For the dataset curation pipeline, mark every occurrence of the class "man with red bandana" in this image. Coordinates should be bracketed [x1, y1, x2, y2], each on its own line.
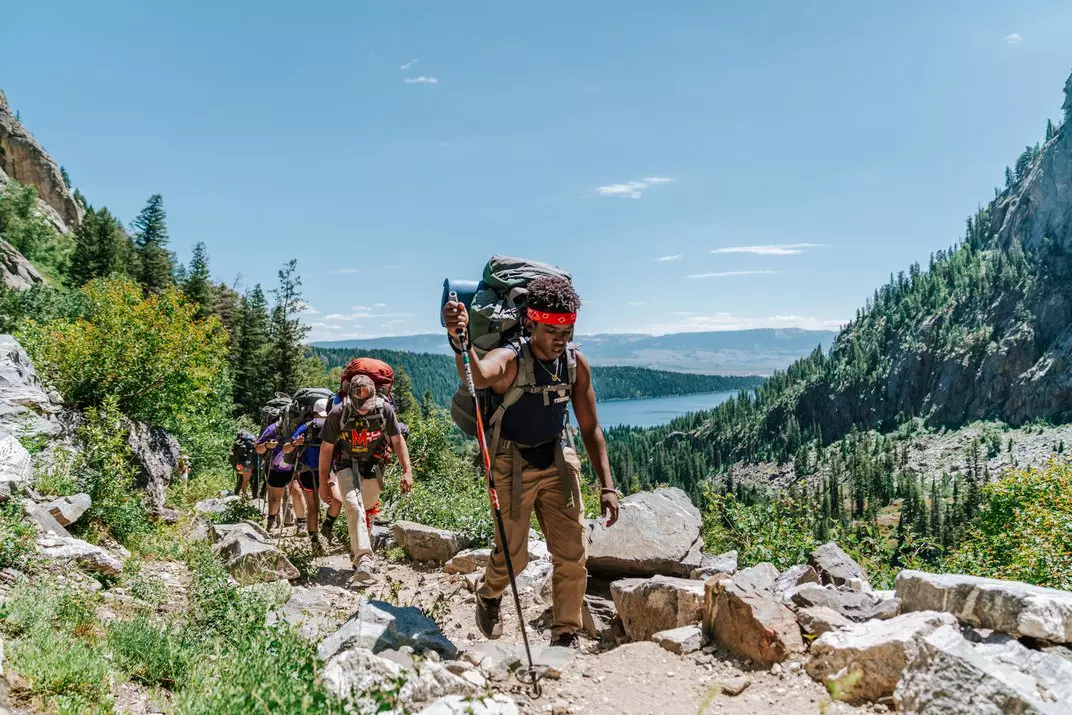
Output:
[442, 274, 620, 648]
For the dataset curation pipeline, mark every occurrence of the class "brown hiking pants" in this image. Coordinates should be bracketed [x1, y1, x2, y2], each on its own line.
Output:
[476, 446, 587, 637]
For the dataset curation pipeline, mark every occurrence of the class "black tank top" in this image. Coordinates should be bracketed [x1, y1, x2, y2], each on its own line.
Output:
[496, 338, 569, 469]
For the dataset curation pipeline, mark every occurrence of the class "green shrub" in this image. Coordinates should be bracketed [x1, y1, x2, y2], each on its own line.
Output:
[0, 180, 74, 282]
[213, 496, 262, 525]
[108, 615, 195, 687]
[19, 276, 229, 428]
[943, 459, 1072, 589]
[73, 398, 151, 543]
[0, 499, 37, 571]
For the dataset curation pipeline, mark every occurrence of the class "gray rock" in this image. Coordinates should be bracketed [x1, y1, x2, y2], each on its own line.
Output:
[464, 642, 576, 680]
[372, 524, 394, 551]
[690, 550, 738, 579]
[587, 487, 702, 578]
[652, 625, 704, 654]
[0, 335, 62, 442]
[896, 569, 1072, 644]
[806, 610, 956, 703]
[789, 583, 882, 622]
[321, 646, 477, 711]
[36, 533, 125, 576]
[773, 564, 820, 597]
[870, 597, 903, 620]
[125, 421, 181, 519]
[894, 624, 1072, 714]
[22, 498, 71, 537]
[796, 606, 854, 637]
[582, 594, 619, 641]
[267, 584, 358, 641]
[444, 548, 492, 575]
[0, 435, 31, 490]
[611, 575, 705, 642]
[0, 240, 44, 292]
[194, 495, 241, 517]
[43, 493, 90, 527]
[212, 531, 298, 584]
[392, 521, 467, 563]
[716, 675, 752, 696]
[705, 570, 804, 664]
[209, 521, 271, 545]
[808, 541, 870, 591]
[734, 562, 779, 593]
[417, 694, 519, 715]
[319, 599, 459, 661]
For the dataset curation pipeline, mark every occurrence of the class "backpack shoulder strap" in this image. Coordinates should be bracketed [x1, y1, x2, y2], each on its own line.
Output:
[489, 341, 531, 427]
[565, 344, 578, 386]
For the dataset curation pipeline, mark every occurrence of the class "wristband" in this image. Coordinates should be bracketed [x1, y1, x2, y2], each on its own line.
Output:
[601, 488, 621, 496]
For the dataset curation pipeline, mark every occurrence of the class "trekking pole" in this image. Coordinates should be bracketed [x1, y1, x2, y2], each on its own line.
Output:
[450, 291, 544, 698]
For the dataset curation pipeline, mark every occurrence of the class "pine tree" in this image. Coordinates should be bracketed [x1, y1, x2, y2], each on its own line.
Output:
[69, 207, 134, 285]
[1046, 118, 1057, 141]
[132, 194, 173, 293]
[268, 259, 309, 395]
[232, 285, 272, 417]
[212, 281, 242, 343]
[182, 242, 213, 320]
[393, 367, 417, 416]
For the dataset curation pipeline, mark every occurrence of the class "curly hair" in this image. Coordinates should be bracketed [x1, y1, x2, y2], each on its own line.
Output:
[526, 275, 581, 313]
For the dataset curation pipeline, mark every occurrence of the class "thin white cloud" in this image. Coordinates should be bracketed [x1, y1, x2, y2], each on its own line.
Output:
[400, 59, 418, 70]
[656, 254, 682, 262]
[1003, 33, 1022, 44]
[323, 313, 349, 321]
[596, 176, 674, 199]
[352, 305, 370, 312]
[627, 301, 646, 307]
[331, 268, 360, 274]
[685, 270, 781, 279]
[375, 302, 388, 308]
[710, 243, 820, 256]
[642, 312, 846, 334]
[404, 76, 438, 85]
[296, 302, 319, 314]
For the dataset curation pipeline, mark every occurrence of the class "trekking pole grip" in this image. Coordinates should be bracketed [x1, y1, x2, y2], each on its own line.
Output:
[448, 291, 468, 352]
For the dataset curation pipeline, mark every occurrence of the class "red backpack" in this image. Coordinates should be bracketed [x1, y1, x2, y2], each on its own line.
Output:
[340, 357, 394, 398]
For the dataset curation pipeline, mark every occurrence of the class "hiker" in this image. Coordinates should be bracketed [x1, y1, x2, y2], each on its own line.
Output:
[318, 374, 414, 587]
[255, 419, 307, 531]
[282, 397, 342, 550]
[230, 430, 257, 498]
[442, 274, 620, 648]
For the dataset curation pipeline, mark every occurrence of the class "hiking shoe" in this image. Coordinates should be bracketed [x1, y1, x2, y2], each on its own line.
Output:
[308, 532, 324, 555]
[319, 519, 336, 545]
[294, 517, 306, 533]
[266, 514, 279, 531]
[348, 557, 377, 589]
[549, 632, 580, 649]
[476, 595, 503, 639]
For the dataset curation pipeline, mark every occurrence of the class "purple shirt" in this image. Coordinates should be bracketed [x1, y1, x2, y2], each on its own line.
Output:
[256, 422, 292, 472]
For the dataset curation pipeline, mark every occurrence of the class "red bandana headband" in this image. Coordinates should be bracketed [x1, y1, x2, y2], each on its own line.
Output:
[527, 307, 577, 326]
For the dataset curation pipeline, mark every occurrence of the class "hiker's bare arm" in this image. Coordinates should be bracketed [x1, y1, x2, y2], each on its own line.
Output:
[572, 351, 619, 525]
[391, 434, 413, 493]
[443, 300, 515, 389]
[319, 441, 334, 484]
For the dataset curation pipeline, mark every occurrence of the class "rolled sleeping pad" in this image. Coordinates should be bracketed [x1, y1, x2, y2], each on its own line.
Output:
[440, 278, 480, 326]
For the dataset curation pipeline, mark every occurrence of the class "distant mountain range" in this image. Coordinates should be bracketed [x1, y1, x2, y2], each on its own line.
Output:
[309, 328, 836, 374]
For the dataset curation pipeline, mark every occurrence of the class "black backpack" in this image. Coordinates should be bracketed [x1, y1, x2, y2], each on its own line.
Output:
[229, 431, 256, 468]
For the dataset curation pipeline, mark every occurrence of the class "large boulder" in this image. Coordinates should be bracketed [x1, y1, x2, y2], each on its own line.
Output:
[43, 493, 90, 527]
[22, 499, 71, 537]
[321, 646, 477, 712]
[894, 624, 1072, 714]
[789, 583, 885, 622]
[36, 533, 125, 576]
[319, 599, 459, 661]
[0, 240, 44, 292]
[587, 487, 702, 578]
[209, 521, 271, 545]
[0, 435, 31, 489]
[125, 420, 180, 519]
[805, 611, 956, 704]
[0, 335, 63, 441]
[392, 521, 467, 563]
[705, 570, 804, 664]
[610, 575, 705, 642]
[212, 531, 298, 584]
[809, 541, 870, 591]
[896, 570, 1072, 644]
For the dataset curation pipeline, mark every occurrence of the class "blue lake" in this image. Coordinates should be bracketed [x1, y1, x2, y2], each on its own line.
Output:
[572, 391, 738, 429]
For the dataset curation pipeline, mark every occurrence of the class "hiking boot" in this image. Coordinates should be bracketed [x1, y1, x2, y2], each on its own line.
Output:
[476, 595, 503, 639]
[294, 517, 306, 532]
[319, 519, 336, 545]
[549, 632, 580, 649]
[266, 514, 279, 531]
[348, 557, 377, 589]
[309, 531, 324, 555]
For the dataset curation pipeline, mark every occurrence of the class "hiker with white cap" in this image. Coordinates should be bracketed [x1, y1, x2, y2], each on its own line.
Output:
[283, 397, 340, 552]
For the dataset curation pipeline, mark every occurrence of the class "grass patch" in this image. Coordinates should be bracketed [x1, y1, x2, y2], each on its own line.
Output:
[0, 499, 37, 571]
[108, 615, 195, 688]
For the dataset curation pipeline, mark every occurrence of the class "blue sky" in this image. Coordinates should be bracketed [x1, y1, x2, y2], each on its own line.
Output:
[4, 1, 1071, 339]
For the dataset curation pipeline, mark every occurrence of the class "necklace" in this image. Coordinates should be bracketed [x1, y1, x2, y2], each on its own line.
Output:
[536, 355, 560, 382]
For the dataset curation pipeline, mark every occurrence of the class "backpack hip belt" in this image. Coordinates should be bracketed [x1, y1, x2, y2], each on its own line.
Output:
[486, 340, 579, 521]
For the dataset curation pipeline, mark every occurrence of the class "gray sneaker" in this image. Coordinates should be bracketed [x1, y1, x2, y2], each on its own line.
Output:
[476, 595, 503, 639]
[348, 557, 377, 589]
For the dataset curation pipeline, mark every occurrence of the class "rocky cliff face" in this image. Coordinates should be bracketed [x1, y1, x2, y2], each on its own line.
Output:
[0, 89, 83, 233]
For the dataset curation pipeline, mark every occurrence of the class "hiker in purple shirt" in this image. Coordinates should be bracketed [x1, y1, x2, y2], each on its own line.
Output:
[256, 421, 307, 531]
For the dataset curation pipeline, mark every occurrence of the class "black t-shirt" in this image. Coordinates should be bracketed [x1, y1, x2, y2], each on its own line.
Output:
[319, 399, 401, 464]
[496, 338, 570, 469]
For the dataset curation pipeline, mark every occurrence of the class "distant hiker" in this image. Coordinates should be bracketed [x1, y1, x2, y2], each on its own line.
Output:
[282, 398, 341, 551]
[255, 419, 307, 531]
[230, 430, 257, 498]
[318, 374, 414, 587]
[443, 273, 620, 648]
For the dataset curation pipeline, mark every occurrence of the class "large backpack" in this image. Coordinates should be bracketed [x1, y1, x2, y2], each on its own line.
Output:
[281, 387, 334, 439]
[261, 393, 293, 428]
[449, 256, 577, 438]
[229, 431, 256, 468]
